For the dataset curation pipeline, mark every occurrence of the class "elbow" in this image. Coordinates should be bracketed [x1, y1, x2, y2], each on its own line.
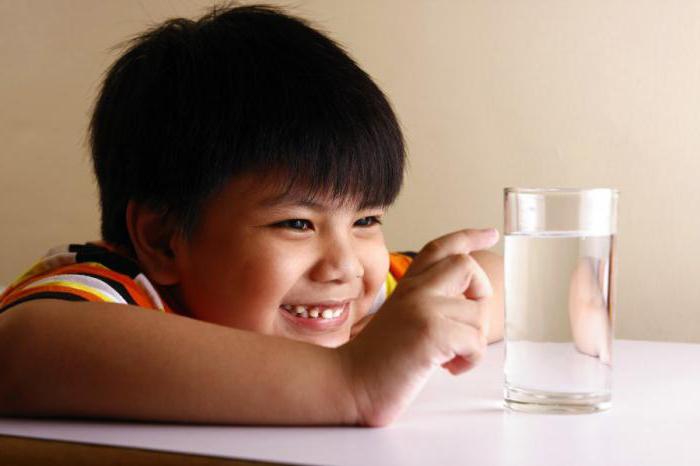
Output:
[0, 307, 33, 415]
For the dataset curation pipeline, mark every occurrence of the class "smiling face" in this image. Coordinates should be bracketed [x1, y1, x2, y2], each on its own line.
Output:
[165, 173, 390, 347]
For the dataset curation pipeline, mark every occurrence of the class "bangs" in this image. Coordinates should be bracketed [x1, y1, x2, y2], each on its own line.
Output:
[248, 97, 406, 211]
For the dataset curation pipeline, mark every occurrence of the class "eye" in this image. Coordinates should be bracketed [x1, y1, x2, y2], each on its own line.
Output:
[355, 216, 383, 227]
[275, 219, 314, 231]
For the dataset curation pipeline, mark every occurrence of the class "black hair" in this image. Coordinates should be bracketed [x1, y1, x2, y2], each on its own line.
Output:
[90, 3, 405, 252]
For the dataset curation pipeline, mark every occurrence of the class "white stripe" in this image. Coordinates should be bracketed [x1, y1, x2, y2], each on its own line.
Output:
[368, 281, 387, 315]
[23, 274, 127, 304]
[135, 274, 165, 311]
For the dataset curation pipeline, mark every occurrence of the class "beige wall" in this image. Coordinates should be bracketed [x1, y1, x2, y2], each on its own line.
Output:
[1, 1, 698, 342]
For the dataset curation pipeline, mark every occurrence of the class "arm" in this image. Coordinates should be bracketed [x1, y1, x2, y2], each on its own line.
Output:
[470, 250, 504, 343]
[0, 299, 356, 425]
[0, 229, 499, 427]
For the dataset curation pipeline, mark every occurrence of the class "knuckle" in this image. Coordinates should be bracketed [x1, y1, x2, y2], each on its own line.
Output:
[406, 292, 429, 310]
[463, 228, 483, 237]
[470, 328, 487, 352]
[471, 319, 484, 337]
[414, 307, 441, 339]
[480, 287, 495, 300]
[466, 304, 486, 331]
[413, 314, 434, 340]
[449, 255, 475, 293]
[421, 239, 444, 256]
[449, 253, 473, 268]
[394, 276, 420, 296]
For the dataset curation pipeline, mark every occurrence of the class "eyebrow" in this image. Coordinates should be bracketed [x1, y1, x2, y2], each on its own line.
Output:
[258, 193, 383, 211]
[258, 193, 328, 210]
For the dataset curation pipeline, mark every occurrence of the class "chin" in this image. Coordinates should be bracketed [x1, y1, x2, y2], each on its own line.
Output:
[298, 330, 349, 348]
[316, 335, 350, 348]
[287, 330, 349, 348]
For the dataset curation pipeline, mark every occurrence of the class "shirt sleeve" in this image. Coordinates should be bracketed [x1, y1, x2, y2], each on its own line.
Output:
[366, 251, 416, 314]
[0, 264, 157, 314]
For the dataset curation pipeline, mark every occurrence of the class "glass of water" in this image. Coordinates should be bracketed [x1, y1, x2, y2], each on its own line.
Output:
[503, 187, 619, 413]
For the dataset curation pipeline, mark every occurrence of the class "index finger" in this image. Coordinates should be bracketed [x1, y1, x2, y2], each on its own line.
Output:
[404, 228, 499, 280]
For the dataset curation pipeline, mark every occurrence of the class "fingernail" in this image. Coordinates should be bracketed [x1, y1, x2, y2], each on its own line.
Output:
[480, 228, 497, 236]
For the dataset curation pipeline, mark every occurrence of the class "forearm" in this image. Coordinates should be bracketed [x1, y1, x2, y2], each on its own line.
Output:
[0, 300, 357, 425]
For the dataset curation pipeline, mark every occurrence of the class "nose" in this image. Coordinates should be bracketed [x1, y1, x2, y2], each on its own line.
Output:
[308, 235, 364, 284]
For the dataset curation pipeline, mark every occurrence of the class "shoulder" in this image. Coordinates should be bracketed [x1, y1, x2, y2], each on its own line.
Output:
[0, 242, 170, 315]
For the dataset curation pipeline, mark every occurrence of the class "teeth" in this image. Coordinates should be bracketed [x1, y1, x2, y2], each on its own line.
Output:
[283, 304, 345, 320]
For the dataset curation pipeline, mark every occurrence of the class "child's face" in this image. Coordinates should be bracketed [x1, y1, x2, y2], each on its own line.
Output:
[168, 173, 390, 347]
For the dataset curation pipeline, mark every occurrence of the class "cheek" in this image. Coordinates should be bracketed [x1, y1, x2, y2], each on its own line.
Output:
[237, 248, 305, 307]
[181, 241, 306, 329]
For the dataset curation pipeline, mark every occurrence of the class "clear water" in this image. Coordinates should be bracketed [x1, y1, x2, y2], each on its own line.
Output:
[504, 232, 615, 413]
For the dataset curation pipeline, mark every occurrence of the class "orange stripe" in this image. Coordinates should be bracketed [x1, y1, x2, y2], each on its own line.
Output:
[1, 269, 60, 301]
[389, 253, 413, 281]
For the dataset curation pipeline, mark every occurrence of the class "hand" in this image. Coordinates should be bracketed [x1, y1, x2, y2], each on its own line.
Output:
[337, 228, 499, 426]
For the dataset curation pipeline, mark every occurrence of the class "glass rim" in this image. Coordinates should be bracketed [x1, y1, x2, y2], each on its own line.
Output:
[504, 187, 619, 195]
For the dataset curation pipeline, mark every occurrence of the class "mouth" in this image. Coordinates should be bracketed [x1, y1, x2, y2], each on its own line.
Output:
[278, 301, 351, 332]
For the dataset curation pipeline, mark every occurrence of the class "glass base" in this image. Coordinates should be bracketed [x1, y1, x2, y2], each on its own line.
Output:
[504, 385, 611, 414]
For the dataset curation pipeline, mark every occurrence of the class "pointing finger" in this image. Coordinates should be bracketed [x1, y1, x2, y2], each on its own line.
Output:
[404, 229, 499, 280]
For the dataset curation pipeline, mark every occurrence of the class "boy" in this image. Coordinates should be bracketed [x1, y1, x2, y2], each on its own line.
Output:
[0, 4, 503, 427]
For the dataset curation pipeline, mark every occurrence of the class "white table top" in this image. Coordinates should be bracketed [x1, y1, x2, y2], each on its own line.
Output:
[1, 339, 699, 466]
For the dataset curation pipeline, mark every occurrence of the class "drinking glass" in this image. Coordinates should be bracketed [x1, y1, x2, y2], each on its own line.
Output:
[503, 187, 619, 413]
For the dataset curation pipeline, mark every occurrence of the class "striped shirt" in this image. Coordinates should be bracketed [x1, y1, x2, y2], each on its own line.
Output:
[0, 242, 414, 316]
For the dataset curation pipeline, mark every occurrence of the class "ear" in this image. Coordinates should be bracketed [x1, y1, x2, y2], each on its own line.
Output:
[126, 200, 181, 285]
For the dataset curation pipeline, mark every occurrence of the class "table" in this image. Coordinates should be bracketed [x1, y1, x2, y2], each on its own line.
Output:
[2, 340, 699, 465]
